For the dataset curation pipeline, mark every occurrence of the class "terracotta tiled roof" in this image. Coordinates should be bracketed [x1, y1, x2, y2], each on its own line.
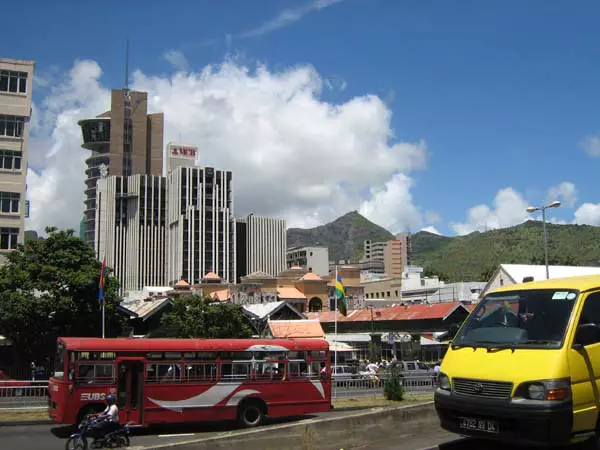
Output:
[175, 279, 189, 287]
[211, 289, 230, 302]
[306, 302, 468, 323]
[277, 287, 307, 300]
[243, 271, 276, 280]
[203, 272, 221, 280]
[269, 320, 325, 339]
[300, 272, 322, 281]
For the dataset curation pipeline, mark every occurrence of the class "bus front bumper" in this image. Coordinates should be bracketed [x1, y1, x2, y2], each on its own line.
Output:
[434, 390, 574, 447]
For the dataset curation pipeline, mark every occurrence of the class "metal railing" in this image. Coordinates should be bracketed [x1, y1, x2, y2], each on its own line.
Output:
[332, 374, 437, 399]
[0, 381, 49, 408]
[0, 375, 437, 409]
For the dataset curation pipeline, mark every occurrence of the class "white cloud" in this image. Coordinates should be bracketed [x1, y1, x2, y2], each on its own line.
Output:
[240, 0, 347, 38]
[26, 58, 428, 236]
[425, 210, 441, 225]
[162, 50, 189, 71]
[574, 203, 600, 226]
[358, 173, 423, 234]
[581, 135, 600, 157]
[420, 225, 441, 235]
[547, 181, 577, 208]
[450, 187, 530, 235]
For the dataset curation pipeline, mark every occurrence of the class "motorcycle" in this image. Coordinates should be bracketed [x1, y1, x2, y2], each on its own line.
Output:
[65, 415, 131, 449]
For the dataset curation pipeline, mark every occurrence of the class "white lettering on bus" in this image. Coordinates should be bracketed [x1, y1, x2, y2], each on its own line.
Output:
[80, 392, 106, 401]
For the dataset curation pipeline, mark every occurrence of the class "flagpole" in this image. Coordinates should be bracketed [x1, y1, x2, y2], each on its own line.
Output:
[334, 265, 338, 399]
[102, 300, 105, 339]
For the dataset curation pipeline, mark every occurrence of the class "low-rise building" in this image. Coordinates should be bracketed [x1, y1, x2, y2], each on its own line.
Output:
[480, 264, 600, 298]
[286, 245, 329, 277]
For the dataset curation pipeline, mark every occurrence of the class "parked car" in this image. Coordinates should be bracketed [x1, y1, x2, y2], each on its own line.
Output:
[331, 365, 360, 380]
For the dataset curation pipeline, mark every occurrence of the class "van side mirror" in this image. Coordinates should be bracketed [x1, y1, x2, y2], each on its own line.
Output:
[573, 323, 600, 349]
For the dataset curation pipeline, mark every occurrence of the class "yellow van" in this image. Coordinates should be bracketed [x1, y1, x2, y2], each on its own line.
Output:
[435, 275, 600, 447]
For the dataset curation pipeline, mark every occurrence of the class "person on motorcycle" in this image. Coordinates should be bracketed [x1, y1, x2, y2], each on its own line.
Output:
[90, 394, 120, 436]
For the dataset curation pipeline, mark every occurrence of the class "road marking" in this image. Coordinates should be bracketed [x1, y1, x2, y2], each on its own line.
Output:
[158, 433, 195, 438]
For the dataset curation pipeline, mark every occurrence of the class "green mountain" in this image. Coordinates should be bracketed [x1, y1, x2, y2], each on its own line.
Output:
[286, 211, 394, 262]
[411, 221, 600, 282]
[287, 213, 600, 282]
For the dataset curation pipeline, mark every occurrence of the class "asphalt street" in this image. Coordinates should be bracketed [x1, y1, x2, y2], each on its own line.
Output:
[0, 414, 596, 450]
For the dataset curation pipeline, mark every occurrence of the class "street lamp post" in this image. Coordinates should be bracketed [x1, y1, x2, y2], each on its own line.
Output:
[526, 200, 561, 280]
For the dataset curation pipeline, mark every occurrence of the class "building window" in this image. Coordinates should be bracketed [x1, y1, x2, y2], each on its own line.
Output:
[0, 115, 25, 138]
[0, 192, 19, 214]
[0, 150, 21, 171]
[0, 228, 18, 250]
[0, 70, 27, 94]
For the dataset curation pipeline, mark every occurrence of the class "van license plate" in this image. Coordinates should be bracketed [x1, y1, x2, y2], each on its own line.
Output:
[459, 417, 499, 433]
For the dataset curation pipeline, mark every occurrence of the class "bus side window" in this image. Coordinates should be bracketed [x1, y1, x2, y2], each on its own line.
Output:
[254, 361, 285, 380]
[147, 364, 181, 384]
[76, 363, 114, 384]
[288, 361, 308, 379]
[221, 362, 251, 381]
[309, 362, 322, 379]
[185, 363, 217, 382]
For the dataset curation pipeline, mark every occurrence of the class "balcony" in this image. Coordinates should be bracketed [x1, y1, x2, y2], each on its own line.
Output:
[78, 118, 111, 150]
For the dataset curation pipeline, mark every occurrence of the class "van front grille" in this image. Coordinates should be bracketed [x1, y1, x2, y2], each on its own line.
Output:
[452, 378, 513, 399]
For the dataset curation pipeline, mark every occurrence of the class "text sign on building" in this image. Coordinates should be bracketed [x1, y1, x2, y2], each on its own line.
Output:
[168, 144, 198, 160]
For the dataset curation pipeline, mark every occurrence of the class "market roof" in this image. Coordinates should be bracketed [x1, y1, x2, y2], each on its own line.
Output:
[307, 302, 469, 323]
[300, 272, 323, 281]
[243, 301, 305, 320]
[277, 287, 307, 300]
[268, 320, 325, 339]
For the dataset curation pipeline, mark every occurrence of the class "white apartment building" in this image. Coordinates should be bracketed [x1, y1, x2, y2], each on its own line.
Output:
[95, 174, 167, 292]
[286, 245, 329, 277]
[0, 59, 34, 262]
[236, 214, 286, 280]
[167, 166, 235, 285]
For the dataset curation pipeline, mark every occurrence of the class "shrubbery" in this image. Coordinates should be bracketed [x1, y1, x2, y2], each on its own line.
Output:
[383, 368, 405, 401]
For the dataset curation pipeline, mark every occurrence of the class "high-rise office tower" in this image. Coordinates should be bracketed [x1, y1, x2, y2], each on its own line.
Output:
[236, 215, 286, 282]
[95, 174, 167, 292]
[0, 58, 34, 263]
[167, 166, 235, 285]
[78, 89, 163, 248]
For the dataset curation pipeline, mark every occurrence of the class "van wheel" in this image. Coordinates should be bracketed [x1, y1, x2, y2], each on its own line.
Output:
[238, 400, 265, 428]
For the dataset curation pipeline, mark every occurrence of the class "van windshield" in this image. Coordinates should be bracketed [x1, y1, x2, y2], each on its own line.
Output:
[453, 289, 579, 349]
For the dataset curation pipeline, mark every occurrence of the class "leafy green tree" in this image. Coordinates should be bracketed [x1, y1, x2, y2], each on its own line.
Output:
[154, 294, 253, 338]
[423, 268, 449, 282]
[0, 227, 123, 369]
[479, 265, 497, 282]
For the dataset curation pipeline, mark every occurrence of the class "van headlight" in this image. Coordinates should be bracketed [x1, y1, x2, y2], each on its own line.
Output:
[527, 383, 545, 400]
[438, 373, 451, 391]
[516, 378, 570, 401]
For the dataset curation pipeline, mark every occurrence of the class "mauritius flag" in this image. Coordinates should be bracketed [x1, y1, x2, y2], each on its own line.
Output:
[99, 256, 106, 304]
[335, 273, 348, 316]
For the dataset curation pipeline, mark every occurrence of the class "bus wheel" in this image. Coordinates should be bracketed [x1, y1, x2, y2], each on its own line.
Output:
[238, 400, 265, 428]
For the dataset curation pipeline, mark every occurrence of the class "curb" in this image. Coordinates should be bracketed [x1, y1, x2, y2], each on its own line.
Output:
[134, 401, 436, 450]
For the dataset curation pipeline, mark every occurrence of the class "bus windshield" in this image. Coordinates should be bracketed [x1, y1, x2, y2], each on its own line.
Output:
[54, 342, 65, 380]
[453, 288, 579, 349]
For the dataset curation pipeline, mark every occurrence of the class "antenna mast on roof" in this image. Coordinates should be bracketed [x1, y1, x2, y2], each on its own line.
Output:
[124, 38, 130, 94]
[123, 38, 132, 176]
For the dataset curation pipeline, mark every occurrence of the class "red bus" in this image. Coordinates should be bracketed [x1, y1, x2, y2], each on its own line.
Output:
[48, 337, 331, 428]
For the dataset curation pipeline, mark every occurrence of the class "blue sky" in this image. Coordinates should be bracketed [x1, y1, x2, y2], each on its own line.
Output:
[8, 0, 600, 235]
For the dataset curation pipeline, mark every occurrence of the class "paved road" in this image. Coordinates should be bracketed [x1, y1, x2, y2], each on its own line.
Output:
[0, 417, 596, 450]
